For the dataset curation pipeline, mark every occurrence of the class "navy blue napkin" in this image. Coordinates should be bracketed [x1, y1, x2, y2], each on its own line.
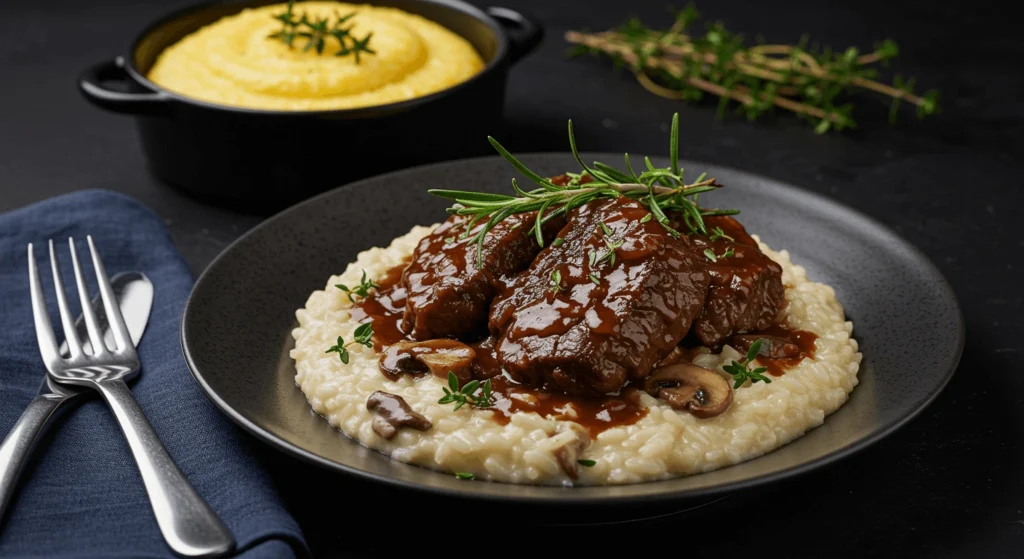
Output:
[0, 191, 307, 558]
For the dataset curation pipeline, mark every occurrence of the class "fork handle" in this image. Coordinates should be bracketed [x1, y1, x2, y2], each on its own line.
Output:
[95, 379, 234, 557]
[0, 393, 67, 523]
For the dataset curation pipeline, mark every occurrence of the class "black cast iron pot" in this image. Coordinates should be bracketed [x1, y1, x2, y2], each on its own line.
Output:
[79, 0, 542, 211]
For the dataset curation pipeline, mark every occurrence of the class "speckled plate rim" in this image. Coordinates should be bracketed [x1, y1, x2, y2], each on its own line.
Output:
[182, 154, 964, 505]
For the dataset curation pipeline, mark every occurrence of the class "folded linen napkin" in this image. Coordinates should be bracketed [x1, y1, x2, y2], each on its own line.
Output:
[0, 190, 307, 558]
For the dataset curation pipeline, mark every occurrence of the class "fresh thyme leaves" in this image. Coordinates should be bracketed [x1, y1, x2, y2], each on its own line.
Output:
[552, 237, 566, 247]
[565, 4, 939, 133]
[269, 0, 375, 61]
[589, 273, 601, 285]
[599, 222, 614, 236]
[723, 338, 773, 389]
[578, 459, 597, 467]
[640, 213, 653, 223]
[703, 247, 735, 262]
[444, 236, 456, 244]
[335, 270, 379, 302]
[454, 472, 475, 480]
[550, 269, 563, 293]
[324, 322, 374, 364]
[428, 113, 735, 266]
[438, 371, 495, 411]
[709, 226, 734, 242]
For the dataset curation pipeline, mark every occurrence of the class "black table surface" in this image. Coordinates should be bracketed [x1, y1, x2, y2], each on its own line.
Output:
[2, 0, 1022, 556]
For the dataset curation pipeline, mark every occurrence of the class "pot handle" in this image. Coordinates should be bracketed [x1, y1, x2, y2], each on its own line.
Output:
[487, 7, 543, 65]
[79, 57, 171, 116]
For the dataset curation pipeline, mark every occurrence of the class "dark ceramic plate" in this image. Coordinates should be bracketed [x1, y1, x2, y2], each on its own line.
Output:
[182, 154, 963, 505]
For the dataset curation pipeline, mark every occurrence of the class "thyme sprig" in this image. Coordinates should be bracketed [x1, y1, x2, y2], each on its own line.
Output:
[565, 4, 939, 133]
[269, 0, 375, 61]
[325, 323, 374, 364]
[438, 372, 495, 411]
[723, 338, 772, 388]
[335, 270, 379, 302]
[429, 113, 736, 266]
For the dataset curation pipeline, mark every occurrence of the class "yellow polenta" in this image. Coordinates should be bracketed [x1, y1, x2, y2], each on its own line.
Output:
[148, 2, 485, 111]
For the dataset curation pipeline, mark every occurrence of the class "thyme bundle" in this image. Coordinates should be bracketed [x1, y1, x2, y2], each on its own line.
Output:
[566, 5, 939, 133]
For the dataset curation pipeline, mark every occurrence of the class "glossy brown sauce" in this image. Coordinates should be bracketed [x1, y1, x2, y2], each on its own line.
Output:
[348, 260, 409, 351]
[468, 337, 648, 436]
[353, 260, 648, 435]
[748, 324, 818, 376]
[352, 259, 810, 435]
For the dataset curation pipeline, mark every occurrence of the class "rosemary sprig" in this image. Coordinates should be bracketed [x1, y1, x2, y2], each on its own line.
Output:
[429, 113, 736, 266]
[335, 270, 379, 302]
[723, 338, 772, 388]
[438, 372, 495, 411]
[269, 0, 375, 61]
[324, 323, 374, 364]
[565, 4, 939, 133]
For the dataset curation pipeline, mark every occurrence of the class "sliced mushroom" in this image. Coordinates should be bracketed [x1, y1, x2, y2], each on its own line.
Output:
[378, 339, 476, 382]
[729, 334, 801, 359]
[366, 391, 433, 440]
[655, 345, 689, 368]
[552, 423, 591, 480]
[644, 363, 733, 418]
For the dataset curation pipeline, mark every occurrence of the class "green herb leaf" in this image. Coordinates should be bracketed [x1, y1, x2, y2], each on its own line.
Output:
[352, 322, 374, 347]
[724, 338, 774, 388]
[439, 374, 495, 410]
[335, 269, 379, 302]
[550, 269, 563, 293]
[709, 226, 734, 242]
[578, 459, 597, 467]
[455, 472, 475, 480]
[589, 273, 601, 285]
[324, 335, 350, 364]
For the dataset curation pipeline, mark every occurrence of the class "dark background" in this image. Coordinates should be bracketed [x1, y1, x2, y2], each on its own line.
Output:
[1, 0, 1021, 556]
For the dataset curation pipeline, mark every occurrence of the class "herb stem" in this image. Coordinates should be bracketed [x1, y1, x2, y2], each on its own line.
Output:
[564, 9, 939, 133]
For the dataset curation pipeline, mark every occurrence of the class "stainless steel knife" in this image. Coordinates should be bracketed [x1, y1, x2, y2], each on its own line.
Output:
[0, 271, 154, 523]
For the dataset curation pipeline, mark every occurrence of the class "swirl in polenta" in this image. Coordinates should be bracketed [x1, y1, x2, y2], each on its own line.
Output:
[148, 2, 485, 111]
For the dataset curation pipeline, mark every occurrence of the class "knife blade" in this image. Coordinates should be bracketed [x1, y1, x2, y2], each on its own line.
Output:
[0, 271, 154, 523]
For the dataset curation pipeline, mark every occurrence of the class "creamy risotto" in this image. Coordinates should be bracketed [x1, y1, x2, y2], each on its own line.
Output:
[291, 225, 861, 486]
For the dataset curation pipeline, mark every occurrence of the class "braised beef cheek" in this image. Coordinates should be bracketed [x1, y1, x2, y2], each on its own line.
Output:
[689, 215, 785, 346]
[489, 198, 710, 395]
[401, 212, 565, 340]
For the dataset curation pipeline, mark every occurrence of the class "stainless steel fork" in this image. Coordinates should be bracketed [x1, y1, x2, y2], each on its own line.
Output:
[28, 237, 234, 557]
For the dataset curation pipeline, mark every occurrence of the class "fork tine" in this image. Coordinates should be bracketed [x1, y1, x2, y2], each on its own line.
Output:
[68, 237, 107, 355]
[87, 236, 132, 352]
[49, 239, 84, 359]
[27, 243, 61, 366]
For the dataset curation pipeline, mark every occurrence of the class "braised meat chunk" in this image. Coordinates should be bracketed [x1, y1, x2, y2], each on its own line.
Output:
[489, 198, 710, 395]
[689, 215, 785, 346]
[401, 212, 564, 340]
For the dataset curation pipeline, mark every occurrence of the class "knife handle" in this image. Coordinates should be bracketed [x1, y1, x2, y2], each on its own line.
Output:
[0, 393, 67, 523]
